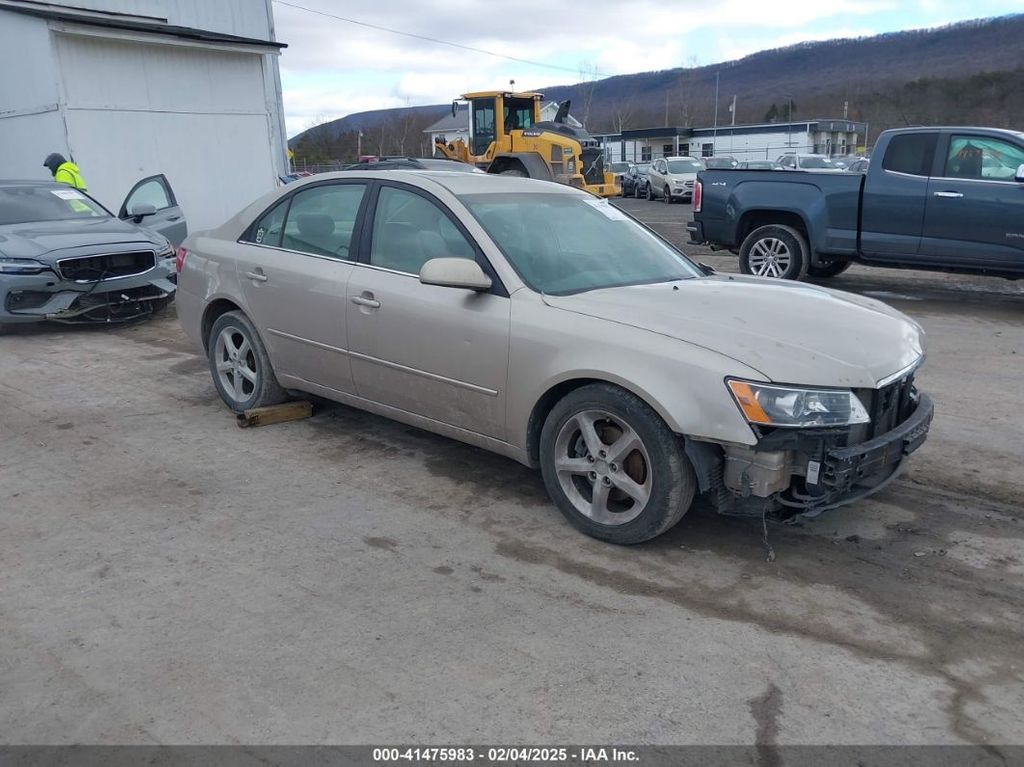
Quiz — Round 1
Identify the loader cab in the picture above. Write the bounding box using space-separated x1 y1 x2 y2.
464 91 543 156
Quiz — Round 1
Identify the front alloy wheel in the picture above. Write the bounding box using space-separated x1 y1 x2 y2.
540 384 696 544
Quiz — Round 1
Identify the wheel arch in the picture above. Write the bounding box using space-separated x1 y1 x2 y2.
201 297 245 352
487 152 553 181
524 374 686 466
736 209 811 247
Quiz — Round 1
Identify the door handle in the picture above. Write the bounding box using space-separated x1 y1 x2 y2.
245 270 268 282
933 191 964 198
167 215 182 221
351 294 380 308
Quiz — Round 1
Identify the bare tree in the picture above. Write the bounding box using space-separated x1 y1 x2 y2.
576 61 600 129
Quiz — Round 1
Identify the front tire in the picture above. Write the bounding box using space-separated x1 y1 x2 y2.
539 384 696 544
738 224 809 281
208 310 287 413
663 186 673 204
646 183 655 201
808 259 851 278
634 182 643 199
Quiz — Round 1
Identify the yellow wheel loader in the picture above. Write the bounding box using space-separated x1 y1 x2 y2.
433 91 619 197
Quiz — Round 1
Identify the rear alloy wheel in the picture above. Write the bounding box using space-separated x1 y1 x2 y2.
540 383 696 544
663 186 673 204
738 224 809 281
208 310 287 413
807 259 851 278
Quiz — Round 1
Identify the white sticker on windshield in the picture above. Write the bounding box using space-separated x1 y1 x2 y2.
51 189 85 200
582 198 628 221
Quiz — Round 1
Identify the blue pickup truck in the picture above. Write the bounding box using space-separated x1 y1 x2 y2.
688 127 1024 280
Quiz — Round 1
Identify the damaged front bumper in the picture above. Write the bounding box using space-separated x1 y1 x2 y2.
1 259 176 325
713 386 934 518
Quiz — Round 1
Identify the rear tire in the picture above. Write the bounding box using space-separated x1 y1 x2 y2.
207 310 287 413
807 259 851 278
738 224 809 281
539 383 696 544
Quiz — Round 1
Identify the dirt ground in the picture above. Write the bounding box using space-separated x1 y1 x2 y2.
1 199 1022 746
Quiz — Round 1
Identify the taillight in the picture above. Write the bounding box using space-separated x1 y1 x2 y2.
175 246 188 273
692 180 702 213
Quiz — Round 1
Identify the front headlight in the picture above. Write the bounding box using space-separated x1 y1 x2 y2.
0 258 50 275
727 379 870 428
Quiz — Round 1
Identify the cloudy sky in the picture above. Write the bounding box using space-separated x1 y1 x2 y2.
272 0 1024 137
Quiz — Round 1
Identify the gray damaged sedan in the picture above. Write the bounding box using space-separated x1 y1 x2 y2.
177 171 933 544
0 178 186 331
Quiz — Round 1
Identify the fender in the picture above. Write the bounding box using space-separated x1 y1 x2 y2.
487 152 553 181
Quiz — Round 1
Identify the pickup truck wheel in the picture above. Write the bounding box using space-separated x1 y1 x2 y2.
807 259 851 278
739 224 809 281
646 183 655 201
540 383 696 544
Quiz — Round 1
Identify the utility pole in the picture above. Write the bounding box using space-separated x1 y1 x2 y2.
730 94 737 126
713 70 720 153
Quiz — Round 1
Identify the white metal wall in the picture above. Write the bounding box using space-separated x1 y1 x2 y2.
54 31 278 230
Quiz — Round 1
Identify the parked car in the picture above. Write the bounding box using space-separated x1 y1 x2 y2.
690 126 1024 281
645 156 705 203
344 157 484 173
829 157 854 170
704 156 739 169
738 160 783 170
177 170 932 544
776 153 846 172
621 163 651 197
0 177 184 331
846 158 870 173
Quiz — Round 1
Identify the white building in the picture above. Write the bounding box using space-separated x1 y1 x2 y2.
0 0 289 232
597 119 866 164
425 101 583 156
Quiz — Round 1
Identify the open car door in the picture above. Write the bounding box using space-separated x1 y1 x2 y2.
118 174 188 246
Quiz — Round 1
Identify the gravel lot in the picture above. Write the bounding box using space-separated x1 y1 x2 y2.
1 198 1022 746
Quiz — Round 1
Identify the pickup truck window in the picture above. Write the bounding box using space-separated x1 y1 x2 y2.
945 136 1024 181
881 133 937 176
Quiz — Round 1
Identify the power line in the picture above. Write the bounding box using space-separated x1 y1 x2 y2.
273 0 611 78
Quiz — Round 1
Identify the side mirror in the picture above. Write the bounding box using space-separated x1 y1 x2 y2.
129 202 157 222
419 257 492 292
1016 163 1024 182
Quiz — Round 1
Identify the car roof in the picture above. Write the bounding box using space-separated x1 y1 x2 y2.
0 179 64 189
291 169 586 197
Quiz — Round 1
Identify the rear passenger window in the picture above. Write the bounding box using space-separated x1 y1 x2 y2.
282 184 367 258
246 199 288 247
882 133 938 176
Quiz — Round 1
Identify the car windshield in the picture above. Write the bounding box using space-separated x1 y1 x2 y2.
0 185 108 225
798 156 836 168
609 162 630 173
666 159 703 173
460 192 701 295
636 164 651 173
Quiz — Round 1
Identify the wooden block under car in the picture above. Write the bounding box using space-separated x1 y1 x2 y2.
236 400 313 428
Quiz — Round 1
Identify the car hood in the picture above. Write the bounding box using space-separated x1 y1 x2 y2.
544 276 924 388
0 217 163 261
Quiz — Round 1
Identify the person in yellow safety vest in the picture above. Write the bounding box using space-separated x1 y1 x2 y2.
43 153 88 191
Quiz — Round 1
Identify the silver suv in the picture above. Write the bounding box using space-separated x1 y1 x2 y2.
645 156 705 203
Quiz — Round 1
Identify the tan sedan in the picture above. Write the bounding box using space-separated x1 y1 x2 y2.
175 171 933 544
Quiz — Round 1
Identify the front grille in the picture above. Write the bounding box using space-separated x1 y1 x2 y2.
57 251 155 282
864 374 916 438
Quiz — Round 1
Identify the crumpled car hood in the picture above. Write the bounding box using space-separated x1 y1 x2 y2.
0 218 162 261
544 275 924 389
